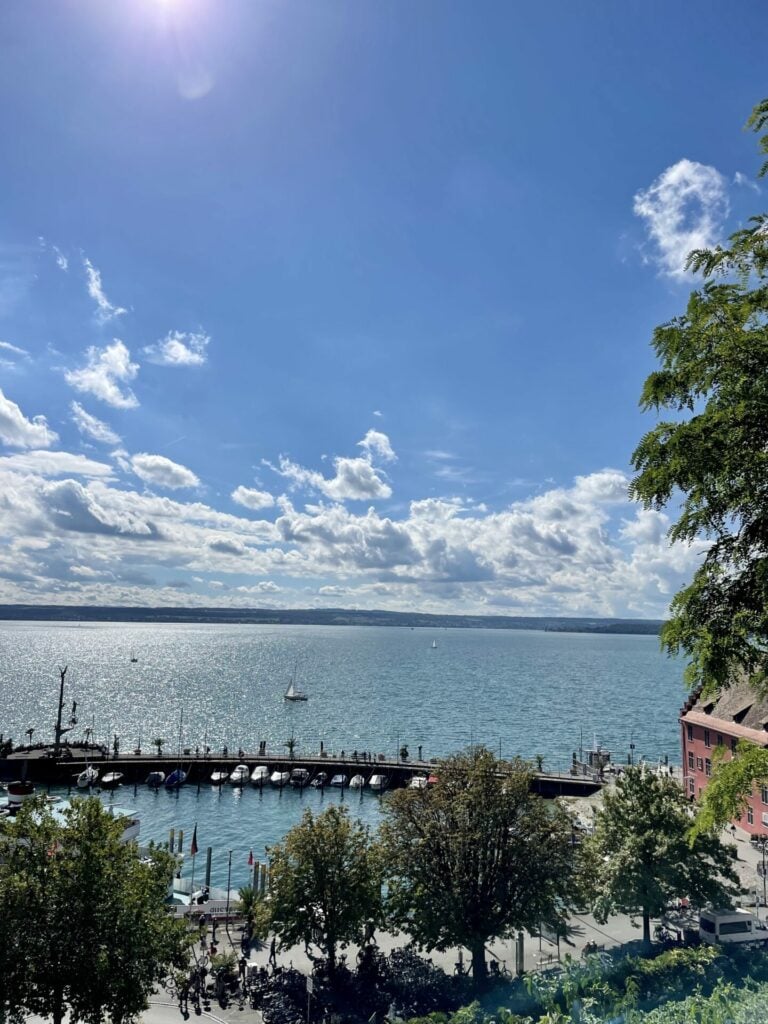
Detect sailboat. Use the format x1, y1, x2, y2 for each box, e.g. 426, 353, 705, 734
284, 662, 308, 702
431, 639, 438, 650
130, 650, 138, 663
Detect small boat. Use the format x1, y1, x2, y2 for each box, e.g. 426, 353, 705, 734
330, 773, 347, 788
409, 775, 428, 789
270, 770, 290, 787
6, 780, 35, 812
368, 774, 387, 792
211, 770, 229, 785
229, 765, 250, 786
290, 768, 310, 788
146, 770, 165, 788
101, 772, 123, 790
250, 766, 269, 784
349, 774, 365, 789
130, 650, 138, 663
427, 774, 439, 785
284, 679, 308, 702
165, 769, 187, 790
431, 640, 438, 650
76, 766, 99, 789
310, 771, 327, 789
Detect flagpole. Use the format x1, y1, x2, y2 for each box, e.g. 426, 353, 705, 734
190, 823, 198, 894
225, 849, 232, 949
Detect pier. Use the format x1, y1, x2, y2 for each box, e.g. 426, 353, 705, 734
0, 744, 603, 797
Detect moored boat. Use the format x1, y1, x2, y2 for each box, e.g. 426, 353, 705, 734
349, 774, 365, 789
330, 773, 347, 788
210, 770, 229, 785
409, 775, 428, 789
270, 770, 290, 787
101, 772, 123, 789
310, 771, 327, 789
229, 764, 249, 786
76, 766, 99, 789
6, 780, 35, 812
146, 770, 165, 788
290, 768, 310, 788
250, 765, 269, 784
368, 774, 387, 792
165, 768, 187, 789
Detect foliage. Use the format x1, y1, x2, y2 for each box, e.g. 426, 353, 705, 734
630, 98, 768, 695
260, 804, 382, 972
0, 796, 188, 1024
380, 746, 589, 986
237, 883, 260, 927
590, 768, 739, 944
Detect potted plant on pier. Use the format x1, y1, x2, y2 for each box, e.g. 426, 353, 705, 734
153, 737, 165, 757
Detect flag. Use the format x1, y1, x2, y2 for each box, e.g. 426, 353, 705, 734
248, 849, 254, 866
190, 824, 198, 857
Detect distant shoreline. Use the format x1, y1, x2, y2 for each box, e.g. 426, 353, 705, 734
0, 604, 664, 636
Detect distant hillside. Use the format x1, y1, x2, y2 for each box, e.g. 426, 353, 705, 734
0, 604, 664, 635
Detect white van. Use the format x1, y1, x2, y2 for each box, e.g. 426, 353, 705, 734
699, 908, 768, 945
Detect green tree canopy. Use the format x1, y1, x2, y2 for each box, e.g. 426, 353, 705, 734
630, 98, 768, 695
380, 746, 589, 987
591, 767, 740, 945
0, 797, 188, 1024
260, 804, 382, 973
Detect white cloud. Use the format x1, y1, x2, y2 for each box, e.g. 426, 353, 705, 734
52, 246, 68, 271
0, 450, 113, 478
358, 429, 396, 462
144, 330, 210, 367
0, 388, 58, 448
734, 171, 760, 194
65, 340, 139, 409
83, 258, 126, 321
633, 159, 729, 278
131, 453, 200, 490
0, 340, 28, 358
231, 486, 275, 511
70, 402, 121, 446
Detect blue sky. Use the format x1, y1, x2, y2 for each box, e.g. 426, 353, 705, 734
0, 0, 764, 616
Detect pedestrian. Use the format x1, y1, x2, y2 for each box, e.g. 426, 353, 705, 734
238, 956, 247, 980
200, 933, 207, 953
269, 936, 277, 967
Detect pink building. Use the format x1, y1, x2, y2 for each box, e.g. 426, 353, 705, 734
680, 684, 768, 836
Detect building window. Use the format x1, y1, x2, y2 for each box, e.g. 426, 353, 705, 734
704, 729, 711, 748
696, 757, 704, 771
687, 724, 693, 742
717, 734, 723, 747
762, 812, 768, 829
732, 738, 738, 754
749, 806, 754, 825
688, 751, 694, 770
762, 786, 768, 805
689, 778, 695, 794
705, 759, 712, 777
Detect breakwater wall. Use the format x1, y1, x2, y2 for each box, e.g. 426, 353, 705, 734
0, 746, 603, 797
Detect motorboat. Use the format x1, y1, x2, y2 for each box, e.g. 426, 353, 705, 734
6, 780, 35, 813
330, 774, 347, 788
250, 766, 269, 785
270, 770, 290, 787
229, 764, 250, 786
368, 774, 387, 792
165, 769, 187, 790
76, 766, 99, 789
349, 774, 365, 789
310, 772, 327, 789
409, 775, 428, 789
290, 768, 310, 788
211, 770, 229, 785
101, 772, 123, 790
146, 770, 165, 788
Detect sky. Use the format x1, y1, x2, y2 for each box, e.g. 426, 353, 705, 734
0, 0, 765, 617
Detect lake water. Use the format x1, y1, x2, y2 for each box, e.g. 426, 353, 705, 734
0, 620, 685, 887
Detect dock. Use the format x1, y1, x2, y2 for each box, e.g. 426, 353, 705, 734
0, 744, 604, 797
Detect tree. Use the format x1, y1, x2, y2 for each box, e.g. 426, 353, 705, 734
259, 805, 382, 975
0, 797, 189, 1024
380, 746, 587, 987
590, 767, 739, 946
153, 736, 164, 756
237, 884, 260, 929
630, 98, 768, 696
